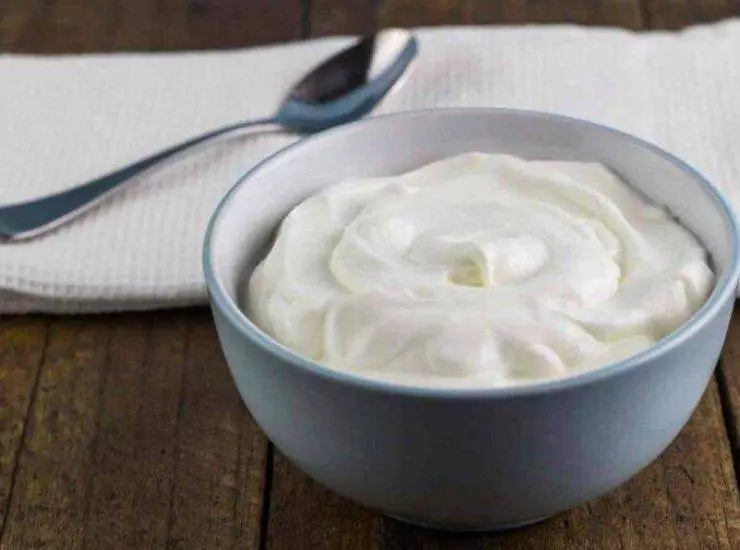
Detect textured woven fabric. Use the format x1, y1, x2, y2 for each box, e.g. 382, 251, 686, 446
1, 21, 739, 313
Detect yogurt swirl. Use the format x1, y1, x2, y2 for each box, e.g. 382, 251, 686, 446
248, 153, 714, 387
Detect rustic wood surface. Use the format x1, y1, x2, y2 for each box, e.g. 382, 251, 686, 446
1, 1, 740, 548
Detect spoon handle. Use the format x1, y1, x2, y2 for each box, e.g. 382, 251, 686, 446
0, 117, 277, 241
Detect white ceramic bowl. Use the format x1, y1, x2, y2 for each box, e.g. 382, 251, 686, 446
203, 109, 740, 531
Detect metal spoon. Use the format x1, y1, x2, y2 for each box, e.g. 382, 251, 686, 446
0, 28, 418, 241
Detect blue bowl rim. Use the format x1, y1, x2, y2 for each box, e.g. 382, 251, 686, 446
203, 107, 740, 399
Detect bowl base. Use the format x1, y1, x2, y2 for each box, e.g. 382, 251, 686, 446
386, 513, 552, 533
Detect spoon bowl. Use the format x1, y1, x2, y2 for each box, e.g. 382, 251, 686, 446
280, 29, 418, 132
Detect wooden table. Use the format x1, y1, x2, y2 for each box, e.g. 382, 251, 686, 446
1, 1, 740, 548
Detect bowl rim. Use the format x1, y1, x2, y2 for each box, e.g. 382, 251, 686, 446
203, 107, 740, 399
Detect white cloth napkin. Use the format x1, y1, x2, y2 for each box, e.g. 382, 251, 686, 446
2, 21, 740, 313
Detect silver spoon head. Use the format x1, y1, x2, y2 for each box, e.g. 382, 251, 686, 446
289, 29, 416, 105
279, 29, 418, 132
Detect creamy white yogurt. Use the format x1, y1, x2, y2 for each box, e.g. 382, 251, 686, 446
247, 153, 714, 388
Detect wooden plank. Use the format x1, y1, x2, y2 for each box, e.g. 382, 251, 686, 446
0, 317, 47, 536
309, 0, 378, 37
720, 312, 740, 505
378, 0, 473, 27
0, 0, 304, 53
32, 0, 117, 53
658, 380, 740, 549
0, 310, 270, 550
80, 312, 186, 549
176, 0, 304, 51
377, 0, 646, 29
0, 0, 42, 51
468, 0, 645, 29
107, 0, 164, 51
166, 311, 269, 550
309, 0, 646, 36
265, 451, 382, 550
2, 0, 161, 53
0, 318, 106, 549
645, 0, 740, 30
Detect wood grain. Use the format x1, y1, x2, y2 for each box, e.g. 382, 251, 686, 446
265, 450, 381, 550
0, 317, 48, 537
306, 0, 647, 38
166, 312, 268, 550
0, 318, 107, 549
0, 0, 305, 53
309, 0, 378, 37
81, 312, 186, 549
720, 313, 740, 498
0, 311, 269, 550
0, 0, 43, 51
172, 0, 304, 51
306, 0, 740, 39
645, 0, 740, 29
377, 0, 645, 29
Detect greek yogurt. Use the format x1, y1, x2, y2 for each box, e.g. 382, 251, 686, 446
247, 153, 714, 387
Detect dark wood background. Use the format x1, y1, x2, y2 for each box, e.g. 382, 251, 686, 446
1, 1, 740, 549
